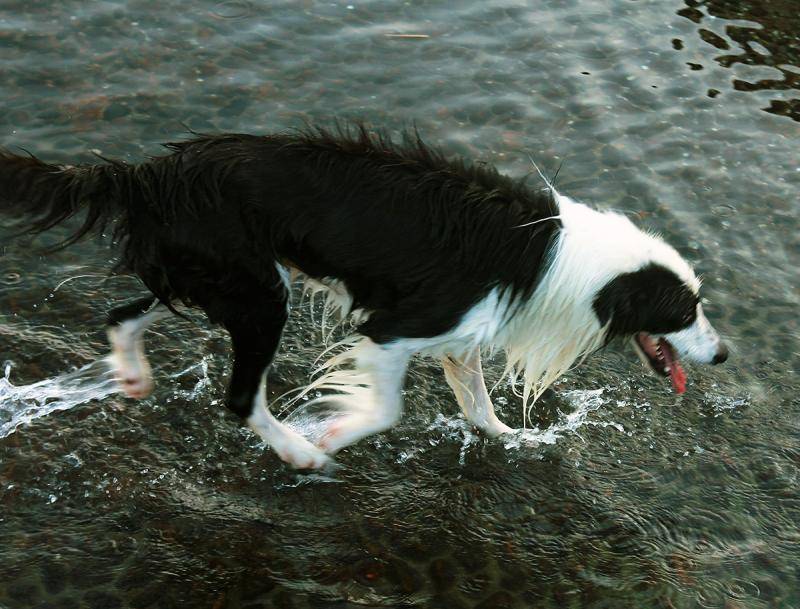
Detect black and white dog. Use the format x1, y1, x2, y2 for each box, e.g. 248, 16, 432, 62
0, 125, 728, 468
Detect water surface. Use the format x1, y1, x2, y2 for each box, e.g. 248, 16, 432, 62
1, 1, 798, 607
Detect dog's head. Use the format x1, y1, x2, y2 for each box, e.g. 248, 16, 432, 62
592, 262, 727, 393
555, 197, 728, 394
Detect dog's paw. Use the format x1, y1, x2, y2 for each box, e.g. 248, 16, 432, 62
275, 442, 331, 469
317, 413, 374, 455
119, 375, 154, 400
481, 419, 515, 437
273, 431, 332, 469
108, 353, 153, 399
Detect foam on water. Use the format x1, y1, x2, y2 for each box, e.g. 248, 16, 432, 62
501, 387, 625, 449
0, 358, 120, 438
425, 387, 624, 455
170, 355, 214, 400
703, 388, 751, 417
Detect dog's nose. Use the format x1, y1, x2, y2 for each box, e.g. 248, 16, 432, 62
712, 343, 729, 365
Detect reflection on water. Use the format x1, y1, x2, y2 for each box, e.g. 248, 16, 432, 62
0, 0, 798, 607
678, 0, 800, 120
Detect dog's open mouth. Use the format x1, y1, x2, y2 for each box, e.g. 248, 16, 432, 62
633, 333, 687, 394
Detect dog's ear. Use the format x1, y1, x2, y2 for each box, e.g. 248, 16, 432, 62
593, 263, 698, 337
593, 272, 649, 336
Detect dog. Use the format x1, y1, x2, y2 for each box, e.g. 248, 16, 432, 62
0, 125, 728, 468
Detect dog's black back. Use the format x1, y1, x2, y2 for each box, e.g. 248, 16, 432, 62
2, 126, 561, 343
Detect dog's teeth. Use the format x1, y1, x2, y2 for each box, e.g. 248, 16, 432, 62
665, 366, 671, 373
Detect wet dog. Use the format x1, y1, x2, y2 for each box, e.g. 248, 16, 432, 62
0, 125, 728, 468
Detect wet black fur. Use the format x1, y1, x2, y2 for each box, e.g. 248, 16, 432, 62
0, 125, 561, 418
593, 263, 699, 339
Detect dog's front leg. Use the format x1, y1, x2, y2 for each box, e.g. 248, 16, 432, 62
442, 347, 513, 436
223, 304, 330, 470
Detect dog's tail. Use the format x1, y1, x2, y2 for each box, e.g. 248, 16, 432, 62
0, 149, 128, 250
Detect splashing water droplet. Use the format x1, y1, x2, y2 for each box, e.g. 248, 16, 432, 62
0, 358, 119, 438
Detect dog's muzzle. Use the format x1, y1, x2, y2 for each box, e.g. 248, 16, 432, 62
664, 305, 728, 365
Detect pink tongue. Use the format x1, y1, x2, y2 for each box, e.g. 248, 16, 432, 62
660, 340, 687, 394
669, 362, 687, 394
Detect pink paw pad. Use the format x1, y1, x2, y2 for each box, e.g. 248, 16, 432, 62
119, 377, 152, 399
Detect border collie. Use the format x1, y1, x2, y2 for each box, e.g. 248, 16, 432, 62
0, 125, 728, 468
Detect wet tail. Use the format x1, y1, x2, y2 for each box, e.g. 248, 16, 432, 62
0, 149, 128, 249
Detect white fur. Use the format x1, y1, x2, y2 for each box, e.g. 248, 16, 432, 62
302, 276, 354, 320
281, 290, 512, 453
392, 288, 510, 359
557, 197, 700, 293
442, 348, 512, 436
280, 264, 371, 340
492, 195, 702, 425
664, 304, 721, 363
292, 338, 413, 455
107, 303, 170, 399
247, 373, 330, 468
275, 262, 292, 292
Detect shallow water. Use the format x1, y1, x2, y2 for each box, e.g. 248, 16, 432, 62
0, 1, 798, 608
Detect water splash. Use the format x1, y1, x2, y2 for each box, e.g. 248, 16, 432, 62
282, 397, 342, 446
170, 356, 214, 400
503, 387, 626, 449
703, 389, 750, 417
0, 358, 119, 438
425, 413, 481, 465
414, 388, 621, 463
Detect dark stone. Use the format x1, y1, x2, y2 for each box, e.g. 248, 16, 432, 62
600, 145, 624, 168
353, 557, 385, 586
116, 566, 154, 591
156, 593, 182, 609
676, 7, 703, 22
221, 98, 251, 117
241, 572, 277, 601
82, 590, 123, 609
41, 559, 68, 595
7, 581, 38, 603
499, 564, 528, 592
460, 572, 493, 599
428, 558, 457, 591
698, 28, 730, 50
490, 100, 521, 119
476, 591, 516, 609
457, 547, 488, 574
129, 585, 163, 608
430, 594, 469, 609
54, 597, 79, 609
270, 589, 295, 609
384, 558, 423, 595
103, 102, 130, 121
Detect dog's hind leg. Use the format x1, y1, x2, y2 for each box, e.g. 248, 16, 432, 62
442, 347, 513, 436
222, 291, 330, 470
107, 297, 171, 399
314, 338, 413, 455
